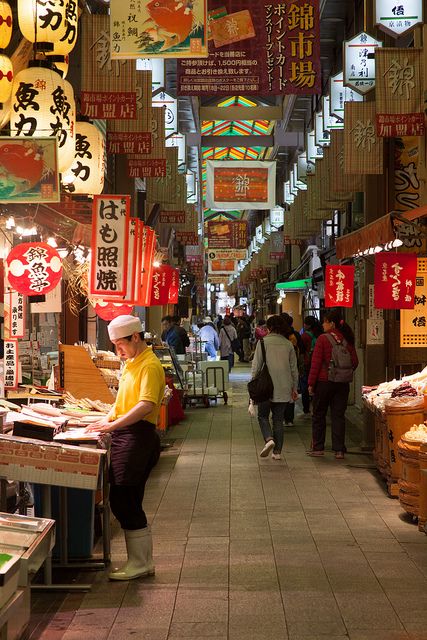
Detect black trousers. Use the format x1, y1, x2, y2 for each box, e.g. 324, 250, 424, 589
311, 381, 350, 452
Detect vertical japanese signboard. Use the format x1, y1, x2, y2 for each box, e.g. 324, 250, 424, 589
139, 226, 156, 307
206, 160, 276, 210
343, 32, 382, 95
168, 268, 180, 304
110, 0, 208, 58
375, 0, 423, 37
150, 265, 174, 306
401, 258, 427, 347
325, 265, 355, 307
329, 71, 363, 120
177, 0, 321, 96
374, 252, 417, 309
375, 48, 425, 137
9, 291, 25, 339
4, 340, 18, 389
344, 102, 383, 175
269, 232, 285, 259
90, 195, 130, 297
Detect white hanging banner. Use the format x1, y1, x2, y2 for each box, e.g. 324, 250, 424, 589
297, 153, 308, 183
323, 95, 343, 132
343, 32, 383, 95
330, 71, 363, 119
375, 0, 423, 37
9, 291, 25, 339
306, 129, 323, 173
315, 111, 330, 147
136, 58, 165, 92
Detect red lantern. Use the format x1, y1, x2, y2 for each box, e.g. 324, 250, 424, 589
94, 300, 134, 321
6, 242, 62, 296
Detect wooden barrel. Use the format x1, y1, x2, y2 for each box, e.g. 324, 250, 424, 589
419, 443, 427, 532
397, 433, 425, 516
384, 397, 424, 482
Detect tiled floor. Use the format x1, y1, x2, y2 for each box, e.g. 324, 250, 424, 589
28, 364, 427, 640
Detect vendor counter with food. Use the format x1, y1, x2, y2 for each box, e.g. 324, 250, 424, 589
363, 366, 427, 533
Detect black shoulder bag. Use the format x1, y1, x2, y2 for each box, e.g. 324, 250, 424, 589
247, 339, 274, 404
223, 327, 241, 354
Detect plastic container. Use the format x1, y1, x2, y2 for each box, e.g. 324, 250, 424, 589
384, 397, 425, 482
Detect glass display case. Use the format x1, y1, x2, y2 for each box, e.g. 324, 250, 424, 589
152, 345, 184, 389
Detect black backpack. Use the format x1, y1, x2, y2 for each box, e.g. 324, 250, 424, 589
325, 333, 354, 383
247, 339, 274, 404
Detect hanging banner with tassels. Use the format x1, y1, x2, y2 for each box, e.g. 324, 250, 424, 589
344, 102, 384, 175
374, 252, 417, 309
325, 265, 355, 307
375, 48, 425, 137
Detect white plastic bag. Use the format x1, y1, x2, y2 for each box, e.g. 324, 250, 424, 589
248, 400, 257, 417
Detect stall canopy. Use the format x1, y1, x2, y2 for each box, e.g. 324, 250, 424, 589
336, 206, 427, 260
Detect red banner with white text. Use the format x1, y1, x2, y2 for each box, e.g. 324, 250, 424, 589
325, 265, 355, 308
150, 265, 174, 306
374, 253, 417, 309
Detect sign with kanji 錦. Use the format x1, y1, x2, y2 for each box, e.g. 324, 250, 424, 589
110, 0, 208, 59
400, 259, 427, 347
90, 195, 130, 297
270, 231, 285, 259
375, 0, 423, 37
207, 221, 248, 249
4, 340, 18, 389
6, 243, 62, 297
177, 0, 321, 96
374, 252, 417, 309
325, 265, 355, 307
343, 32, 383, 95
206, 160, 276, 210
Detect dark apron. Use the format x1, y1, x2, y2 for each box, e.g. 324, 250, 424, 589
109, 420, 160, 486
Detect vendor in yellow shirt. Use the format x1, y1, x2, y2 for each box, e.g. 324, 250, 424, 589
86, 315, 165, 581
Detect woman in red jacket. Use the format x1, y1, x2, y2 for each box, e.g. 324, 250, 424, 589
307, 310, 358, 459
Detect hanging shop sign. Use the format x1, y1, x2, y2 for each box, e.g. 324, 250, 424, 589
343, 32, 382, 95
62, 122, 105, 196
6, 242, 62, 297
284, 181, 295, 204
93, 301, 134, 321
375, 48, 425, 137
81, 14, 137, 119
269, 231, 285, 260
145, 147, 178, 205
315, 111, 330, 147
152, 91, 178, 137
400, 258, 427, 347
107, 132, 152, 155
110, 0, 208, 59
270, 206, 285, 229
344, 102, 383, 175
306, 129, 323, 172
394, 137, 420, 214
90, 195, 130, 297
293, 164, 307, 191
330, 129, 364, 193
297, 154, 308, 184
165, 133, 186, 166
168, 268, 180, 304
374, 252, 417, 309
128, 158, 167, 179
329, 71, 363, 120
9, 290, 25, 339
159, 210, 186, 225
322, 95, 343, 132
0, 138, 60, 203
177, 0, 321, 96
109, 71, 153, 144
375, 0, 423, 37
175, 230, 198, 244
325, 265, 355, 307
205, 160, 276, 210
207, 220, 248, 249
4, 339, 18, 389
207, 249, 247, 261
150, 265, 174, 306
139, 226, 156, 307
137, 58, 165, 93
208, 259, 237, 274
103, 218, 141, 305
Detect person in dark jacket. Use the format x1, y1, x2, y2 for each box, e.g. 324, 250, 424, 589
280, 313, 305, 426
307, 310, 358, 459
172, 316, 190, 352
161, 316, 185, 354
300, 316, 321, 415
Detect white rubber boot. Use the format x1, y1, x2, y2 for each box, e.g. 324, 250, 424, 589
109, 526, 155, 581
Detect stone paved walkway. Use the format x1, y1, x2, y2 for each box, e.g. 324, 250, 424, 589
28, 364, 427, 640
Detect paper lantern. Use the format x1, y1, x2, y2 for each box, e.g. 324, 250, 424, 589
48, 0, 78, 56
0, 1, 12, 49
93, 300, 134, 322
6, 242, 62, 296
48, 53, 69, 79
0, 53, 12, 103
18, 0, 67, 49
62, 122, 105, 194
57, 78, 75, 173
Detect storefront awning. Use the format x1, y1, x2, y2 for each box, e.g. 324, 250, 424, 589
335, 206, 427, 260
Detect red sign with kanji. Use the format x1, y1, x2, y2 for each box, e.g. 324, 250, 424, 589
127, 159, 167, 178
207, 221, 248, 249
168, 268, 179, 304
376, 113, 425, 138
160, 211, 186, 224
150, 265, 174, 306
107, 132, 152, 155
374, 252, 417, 309
177, 0, 320, 96
81, 92, 137, 119
6, 242, 62, 297
325, 265, 355, 308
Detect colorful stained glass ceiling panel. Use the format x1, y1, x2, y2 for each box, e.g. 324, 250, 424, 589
201, 120, 273, 136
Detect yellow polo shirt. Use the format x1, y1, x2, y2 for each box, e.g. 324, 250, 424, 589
112, 346, 165, 425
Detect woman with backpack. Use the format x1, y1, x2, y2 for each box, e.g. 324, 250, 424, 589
307, 310, 358, 459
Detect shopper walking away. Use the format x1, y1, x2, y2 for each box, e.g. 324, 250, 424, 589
300, 316, 320, 415
172, 315, 190, 353
307, 310, 358, 459
237, 317, 251, 362
219, 315, 238, 372
280, 313, 306, 426
251, 315, 298, 460
161, 315, 185, 354
86, 315, 165, 580
199, 317, 219, 358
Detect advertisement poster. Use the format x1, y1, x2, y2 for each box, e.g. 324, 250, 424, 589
206, 160, 276, 210
177, 0, 321, 96
208, 259, 237, 273
207, 221, 247, 249
0, 138, 60, 203
325, 265, 355, 307
110, 0, 208, 58
374, 252, 417, 309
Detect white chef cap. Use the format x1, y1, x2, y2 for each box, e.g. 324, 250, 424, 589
108, 315, 143, 341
